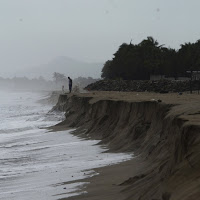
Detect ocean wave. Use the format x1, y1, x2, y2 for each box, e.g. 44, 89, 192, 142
0, 127, 36, 134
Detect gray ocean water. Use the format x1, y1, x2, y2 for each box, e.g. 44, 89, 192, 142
0, 91, 132, 200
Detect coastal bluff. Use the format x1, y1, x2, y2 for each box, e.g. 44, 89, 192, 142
53, 91, 200, 200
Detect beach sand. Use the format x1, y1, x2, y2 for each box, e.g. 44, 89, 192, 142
54, 91, 200, 200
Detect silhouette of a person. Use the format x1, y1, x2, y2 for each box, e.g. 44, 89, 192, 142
68, 77, 72, 93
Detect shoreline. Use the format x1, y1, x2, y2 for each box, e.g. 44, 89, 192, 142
52, 91, 200, 200
59, 158, 143, 200
50, 125, 135, 200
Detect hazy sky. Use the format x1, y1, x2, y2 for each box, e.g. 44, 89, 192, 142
0, 0, 200, 76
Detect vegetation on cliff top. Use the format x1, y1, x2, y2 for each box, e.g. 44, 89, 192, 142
101, 37, 200, 80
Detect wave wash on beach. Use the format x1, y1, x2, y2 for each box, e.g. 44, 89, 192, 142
0, 91, 132, 200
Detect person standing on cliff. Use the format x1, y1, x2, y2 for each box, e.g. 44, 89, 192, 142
68, 77, 72, 93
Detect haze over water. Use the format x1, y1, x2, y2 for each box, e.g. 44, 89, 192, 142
0, 91, 132, 200
1, 0, 200, 78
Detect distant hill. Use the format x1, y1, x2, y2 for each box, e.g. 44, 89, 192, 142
18, 56, 103, 79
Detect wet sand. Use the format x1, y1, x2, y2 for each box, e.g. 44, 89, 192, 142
60, 158, 143, 200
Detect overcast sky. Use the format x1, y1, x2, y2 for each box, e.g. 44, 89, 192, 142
0, 0, 200, 76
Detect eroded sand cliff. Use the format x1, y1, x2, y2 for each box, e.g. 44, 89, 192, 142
53, 92, 200, 200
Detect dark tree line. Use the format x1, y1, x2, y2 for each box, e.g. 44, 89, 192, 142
101, 37, 200, 80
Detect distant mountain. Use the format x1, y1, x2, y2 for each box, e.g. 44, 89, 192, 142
18, 56, 103, 79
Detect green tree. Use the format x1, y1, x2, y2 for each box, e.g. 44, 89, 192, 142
101, 37, 200, 80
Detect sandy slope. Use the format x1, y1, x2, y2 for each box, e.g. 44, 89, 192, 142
53, 91, 200, 200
